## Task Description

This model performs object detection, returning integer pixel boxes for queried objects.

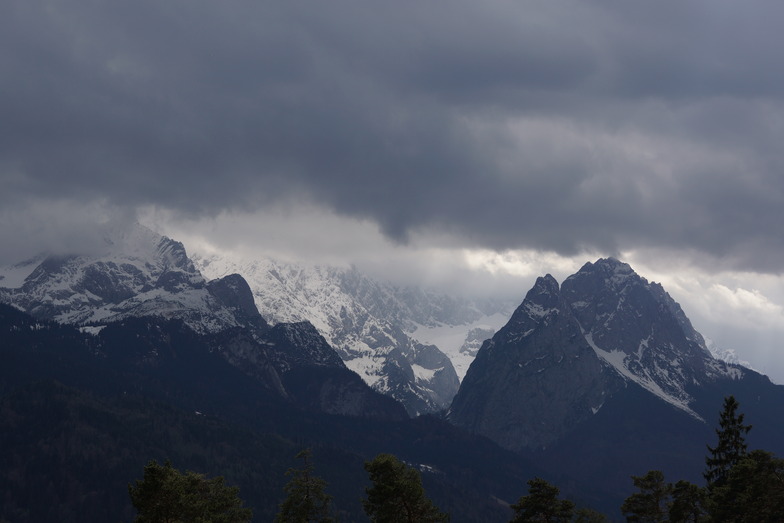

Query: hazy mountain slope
[193,253,513,415]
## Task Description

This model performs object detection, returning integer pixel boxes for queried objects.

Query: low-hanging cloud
[3,0,784,272]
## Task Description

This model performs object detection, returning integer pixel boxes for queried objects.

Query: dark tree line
[129,450,448,522]
[274,451,448,522]
[127,396,782,522]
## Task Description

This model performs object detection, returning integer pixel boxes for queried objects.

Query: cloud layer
[3,0,784,272]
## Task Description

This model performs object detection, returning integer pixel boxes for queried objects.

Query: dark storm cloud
[3,0,784,271]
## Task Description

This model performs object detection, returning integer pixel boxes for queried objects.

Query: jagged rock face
[264,322,346,370]
[208,328,288,396]
[449,258,741,453]
[206,274,268,331]
[192,255,485,415]
[449,275,621,450]
[561,259,731,414]
[210,321,407,421]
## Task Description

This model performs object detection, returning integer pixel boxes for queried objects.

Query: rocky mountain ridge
[192,253,513,415]
[450,258,752,449]
[447,257,784,505]
[0,223,406,421]
[562,258,738,417]
[0,224,240,333]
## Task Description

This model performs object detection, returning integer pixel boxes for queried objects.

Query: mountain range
[2,224,783,520]
[0,224,537,521]
[192,252,513,415]
[0,223,405,420]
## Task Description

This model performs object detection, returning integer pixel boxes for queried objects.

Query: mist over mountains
[1,223,783,520]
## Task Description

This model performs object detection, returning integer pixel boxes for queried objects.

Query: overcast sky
[1,1,783,382]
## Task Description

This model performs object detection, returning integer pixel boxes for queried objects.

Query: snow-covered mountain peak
[190,251,513,415]
[448,258,765,453]
[0,224,249,333]
[704,336,755,371]
[101,223,199,277]
[453,257,748,441]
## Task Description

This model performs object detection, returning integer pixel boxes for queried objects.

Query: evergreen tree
[668,480,707,523]
[620,470,671,523]
[703,395,751,490]
[363,453,449,523]
[276,449,334,523]
[129,460,182,523]
[128,460,252,523]
[509,477,574,523]
[709,450,784,522]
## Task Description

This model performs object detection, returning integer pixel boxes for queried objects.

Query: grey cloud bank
[2,0,784,272]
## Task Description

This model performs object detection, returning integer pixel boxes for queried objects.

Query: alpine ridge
[448,272,621,451]
[0,223,238,333]
[448,257,784,505]
[561,258,735,417]
[192,253,513,415]
[0,223,407,421]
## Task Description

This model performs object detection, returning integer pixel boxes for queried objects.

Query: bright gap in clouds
[141,205,784,385]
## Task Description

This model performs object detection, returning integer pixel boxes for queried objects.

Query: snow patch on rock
[584,331,702,420]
